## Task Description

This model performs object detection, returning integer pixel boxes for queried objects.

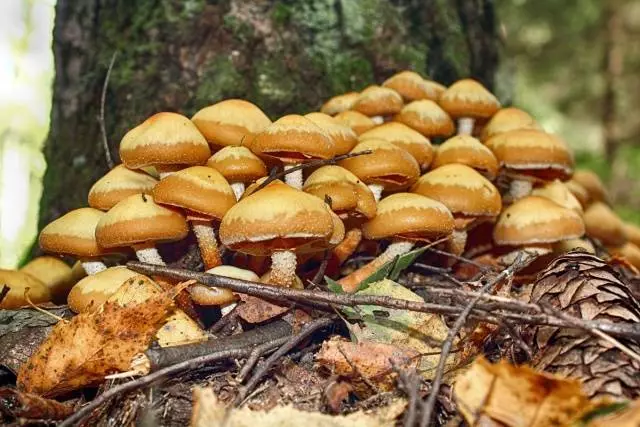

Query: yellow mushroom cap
[531,180,583,216]
[249,114,336,164]
[206,146,267,184]
[305,112,358,154]
[363,193,454,241]
[206,265,260,282]
[39,208,109,257]
[0,269,51,309]
[438,79,501,119]
[571,170,609,205]
[493,196,585,245]
[20,256,74,302]
[88,165,158,211]
[120,112,211,169]
[583,202,627,247]
[153,166,236,220]
[67,266,140,313]
[431,135,499,180]
[219,181,340,256]
[480,107,542,142]
[359,122,434,171]
[564,180,590,208]
[393,99,455,138]
[485,129,574,181]
[96,194,189,248]
[320,92,360,116]
[334,110,376,135]
[352,85,404,117]
[191,99,272,148]
[338,139,420,191]
[382,71,445,102]
[624,223,640,247]
[303,165,377,219]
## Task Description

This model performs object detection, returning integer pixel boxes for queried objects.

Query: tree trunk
[38,0,500,232]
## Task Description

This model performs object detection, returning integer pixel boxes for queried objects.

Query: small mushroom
[305,112,359,154]
[200,265,261,316]
[20,256,75,304]
[66,266,140,313]
[352,85,404,124]
[564,180,591,209]
[0,269,51,309]
[570,170,610,205]
[624,222,640,248]
[611,242,640,270]
[88,164,158,211]
[480,107,541,142]
[583,202,627,248]
[206,146,267,200]
[334,110,377,135]
[531,180,583,217]
[431,135,499,180]
[382,71,445,102]
[321,92,360,116]
[359,122,434,171]
[439,79,501,135]
[393,100,455,139]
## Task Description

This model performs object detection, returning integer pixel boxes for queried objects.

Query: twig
[500,320,533,360]
[98,51,117,169]
[309,250,331,288]
[0,285,9,306]
[24,289,66,323]
[236,337,290,383]
[426,247,494,272]
[393,365,422,427]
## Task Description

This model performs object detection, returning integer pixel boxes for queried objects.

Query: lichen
[193,56,248,108]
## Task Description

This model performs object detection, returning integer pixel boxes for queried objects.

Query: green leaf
[357,259,395,291]
[325,276,344,294]
[574,401,629,426]
[388,246,430,281]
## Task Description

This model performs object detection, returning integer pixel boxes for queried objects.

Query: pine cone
[521,250,640,399]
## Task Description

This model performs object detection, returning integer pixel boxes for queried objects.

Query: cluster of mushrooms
[2,71,640,328]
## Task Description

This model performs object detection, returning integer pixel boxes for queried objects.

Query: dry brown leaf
[454,356,592,427]
[0,387,74,420]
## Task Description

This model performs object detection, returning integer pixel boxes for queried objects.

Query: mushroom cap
[321,92,360,116]
[249,114,337,164]
[480,107,542,142]
[67,266,140,313]
[338,139,420,191]
[624,223,640,247]
[493,196,585,246]
[382,71,445,102]
[485,129,574,181]
[393,100,455,138]
[352,85,404,117]
[206,265,260,282]
[564,180,590,208]
[305,112,359,154]
[334,110,376,135]
[40,208,109,257]
[206,146,267,184]
[613,242,640,269]
[438,79,501,119]
[359,122,434,171]
[431,135,499,180]
[531,180,583,216]
[96,194,189,248]
[363,193,454,241]
[20,256,74,301]
[303,165,377,219]
[412,164,501,226]
[571,170,609,204]
[583,202,627,247]
[0,269,51,309]
[119,112,211,169]
[88,165,158,211]
[219,181,341,256]
[153,166,236,220]
[191,99,272,148]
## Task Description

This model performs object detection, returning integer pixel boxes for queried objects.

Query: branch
[98,51,117,169]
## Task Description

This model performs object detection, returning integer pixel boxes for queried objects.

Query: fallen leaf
[0,387,74,420]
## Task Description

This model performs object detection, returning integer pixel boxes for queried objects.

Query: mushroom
[321,92,360,116]
[431,135,499,180]
[438,79,501,135]
[334,110,377,136]
[393,100,455,140]
[412,164,501,257]
[382,71,445,102]
[624,222,640,247]
[20,256,75,304]
[570,170,610,205]
[485,129,573,201]
[66,266,140,313]
[248,114,336,189]
[583,202,627,248]
[611,242,640,270]
[219,180,344,288]
[352,85,404,124]
[0,269,51,309]
[39,207,112,275]
[338,139,420,201]
[196,265,261,316]
[338,193,454,292]
[88,164,158,211]
[206,146,267,200]
[564,180,591,209]
[119,112,211,178]
[191,99,272,150]
[480,107,542,142]
[305,112,359,154]
[553,238,596,255]
[531,180,583,217]
[359,122,434,171]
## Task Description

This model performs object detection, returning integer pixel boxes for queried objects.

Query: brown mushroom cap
[0,269,51,309]
[206,146,267,184]
[531,180,583,216]
[363,193,454,241]
[96,194,189,248]
[321,92,360,116]
[493,196,585,246]
[393,100,455,138]
[571,170,609,204]
[438,79,501,119]
[431,135,499,180]
[20,256,74,302]
[485,129,574,181]
[67,266,140,313]
[191,99,272,148]
[305,112,358,154]
[219,181,340,256]
[352,85,404,117]
[624,223,640,247]
[88,165,158,211]
[119,112,211,169]
[334,110,377,135]
[153,166,236,220]
[338,139,420,191]
[480,107,542,142]
[359,122,434,170]
[303,165,376,219]
[382,71,445,102]
[40,208,109,257]
[249,114,336,164]
[583,202,627,247]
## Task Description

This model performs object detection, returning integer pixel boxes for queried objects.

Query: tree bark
[38,0,500,232]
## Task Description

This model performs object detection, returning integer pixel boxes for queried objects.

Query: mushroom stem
[132,243,165,265]
[230,182,245,200]
[284,164,303,189]
[368,184,384,202]
[448,229,468,257]
[187,263,236,306]
[457,117,475,135]
[191,220,222,270]
[509,179,533,201]
[371,116,384,125]
[269,250,298,287]
[333,228,364,265]
[80,260,108,275]
[338,239,414,292]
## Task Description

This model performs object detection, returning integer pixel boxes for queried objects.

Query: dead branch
[98,51,117,169]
